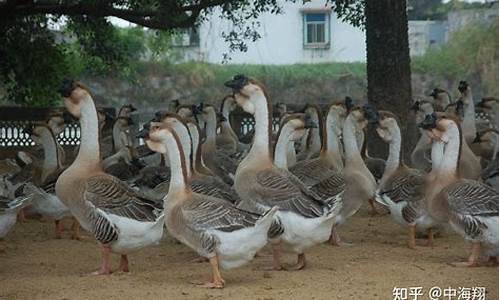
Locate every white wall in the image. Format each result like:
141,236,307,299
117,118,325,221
195,0,366,64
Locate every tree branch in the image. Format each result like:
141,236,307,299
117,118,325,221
0,1,226,29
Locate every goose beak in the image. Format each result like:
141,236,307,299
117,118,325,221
458,81,468,93
129,105,137,112
362,104,379,125
224,74,248,91
345,97,354,112
418,113,437,129
410,101,420,112
58,78,75,98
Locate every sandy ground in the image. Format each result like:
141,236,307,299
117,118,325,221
0,206,498,300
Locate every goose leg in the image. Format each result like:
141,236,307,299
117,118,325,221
329,226,352,246
450,242,481,267
271,242,285,271
408,224,416,249
70,219,81,240
118,254,129,272
54,220,64,239
425,228,434,247
90,244,113,275
200,256,224,289
368,198,378,215
287,253,306,270
17,208,26,223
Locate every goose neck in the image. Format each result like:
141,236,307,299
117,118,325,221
246,94,272,163
39,131,60,178
343,115,363,163
383,127,402,181
163,132,190,193
74,96,101,170
437,125,461,177
274,128,294,169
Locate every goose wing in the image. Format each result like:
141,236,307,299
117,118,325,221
445,180,498,216
289,158,336,186
255,168,325,218
379,168,425,204
182,195,260,232
311,173,345,201
445,180,498,238
83,174,162,222
191,175,239,204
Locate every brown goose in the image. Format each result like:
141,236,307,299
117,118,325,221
144,122,279,289
296,105,322,161
420,113,498,267
373,111,436,248
55,80,164,275
226,75,341,270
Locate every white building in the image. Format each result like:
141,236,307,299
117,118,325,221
173,0,367,64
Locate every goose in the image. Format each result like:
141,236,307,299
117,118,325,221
226,74,341,270
103,146,145,182
273,114,313,170
17,123,80,239
143,122,280,288
117,104,137,118
474,130,499,192
55,80,164,275
216,95,240,154
476,97,499,130
325,106,378,245
429,88,452,112
419,113,498,267
373,111,438,248
197,104,238,185
296,105,322,161
471,129,499,166
0,193,33,239
411,100,435,172
289,103,345,185
411,100,481,180
141,113,240,204
457,81,477,145
112,117,134,153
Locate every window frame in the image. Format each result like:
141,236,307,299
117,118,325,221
302,11,331,49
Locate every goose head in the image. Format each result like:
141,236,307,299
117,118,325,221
278,114,313,142
429,88,451,111
375,111,400,143
25,123,55,145
412,100,434,124
46,112,66,136
473,129,499,151
225,74,268,115
97,108,114,131
274,102,288,117
176,105,195,119
118,104,137,118
58,79,92,119
418,113,460,143
476,97,498,113
458,81,472,104
143,122,168,154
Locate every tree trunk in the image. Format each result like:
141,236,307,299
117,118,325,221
365,0,416,163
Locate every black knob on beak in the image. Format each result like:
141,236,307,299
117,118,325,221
458,81,468,93
224,74,248,90
345,96,354,112
418,113,438,129
58,78,75,97
410,100,421,112
362,104,379,125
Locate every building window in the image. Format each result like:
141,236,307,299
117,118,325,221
303,12,330,48
171,28,200,47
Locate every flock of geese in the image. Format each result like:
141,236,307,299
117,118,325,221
0,76,498,288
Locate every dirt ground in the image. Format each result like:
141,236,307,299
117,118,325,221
0,206,498,300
